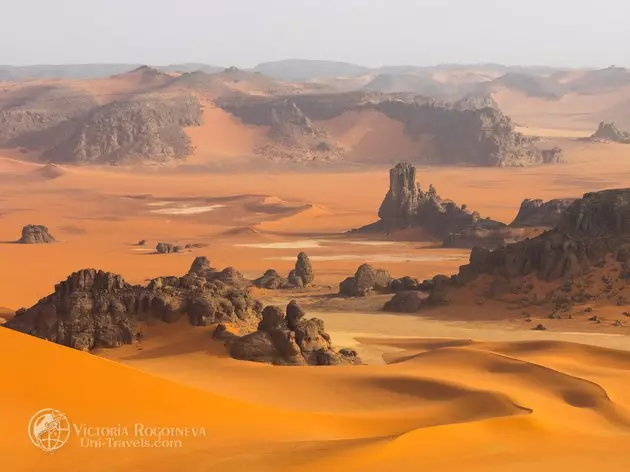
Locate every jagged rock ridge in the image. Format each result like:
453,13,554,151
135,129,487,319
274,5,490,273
5,258,261,351
396,188,630,313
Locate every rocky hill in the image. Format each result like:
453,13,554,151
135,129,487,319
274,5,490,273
42,94,202,164
588,122,630,144
394,188,630,315
220,93,561,167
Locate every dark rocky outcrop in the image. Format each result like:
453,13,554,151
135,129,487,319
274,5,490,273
357,162,506,248
294,252,314,286
17,225,56,244
4,258,262,351
588,122,630,144
156,242,183,254
228,301,361,366
510,198,577,228
398,188,630,311
253,253,314,289
253,269,291,289
384,291,425,313
339,264,392,297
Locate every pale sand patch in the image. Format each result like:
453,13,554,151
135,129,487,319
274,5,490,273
267,254,467,263
237,240,325,249
149,204,226,215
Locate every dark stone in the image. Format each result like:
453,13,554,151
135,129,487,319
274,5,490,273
295,252,315,286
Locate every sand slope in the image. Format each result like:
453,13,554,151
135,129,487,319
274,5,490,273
4,325,630,471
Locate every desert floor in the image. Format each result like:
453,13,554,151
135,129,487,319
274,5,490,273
2,135,630,470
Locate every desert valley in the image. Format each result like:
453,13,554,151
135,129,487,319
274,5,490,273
2,58,630,471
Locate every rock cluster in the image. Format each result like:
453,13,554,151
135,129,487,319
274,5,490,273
253,253,314,289
17,225,56,244
510,198,576,228
228,301,361,366
5,257,261,351
588,122,630,144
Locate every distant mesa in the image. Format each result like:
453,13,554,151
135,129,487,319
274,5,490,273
227,301,361,366
587,122,630,144
17,225,55,244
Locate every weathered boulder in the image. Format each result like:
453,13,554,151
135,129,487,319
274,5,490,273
295,252,315,286
339,264,392,297
228,301,361,366
156,242,183,254
510,198,576,228
17,225,55,244
253,269,290,289
383,291,424,313
188,256,214,275
390,276,420,292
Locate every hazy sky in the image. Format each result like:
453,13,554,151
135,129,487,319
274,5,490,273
1,0,629,67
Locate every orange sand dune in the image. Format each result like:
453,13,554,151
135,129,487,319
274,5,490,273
4,324,630,471
186,103,269,163
317,109,423,161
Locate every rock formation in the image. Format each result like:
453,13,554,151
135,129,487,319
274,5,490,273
294,252,314,286
220,92,560,167
256,99,344,162
394,188,630,312
373,100,562,167
17,225,56,244
5,258,261,351
253,253,314,289
42,94,203,164
156,242,183,254
339,264,393,297
357,162,507,248
228,301,361,366
253,269,291,289
588,122,630,144
510,198,577,228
